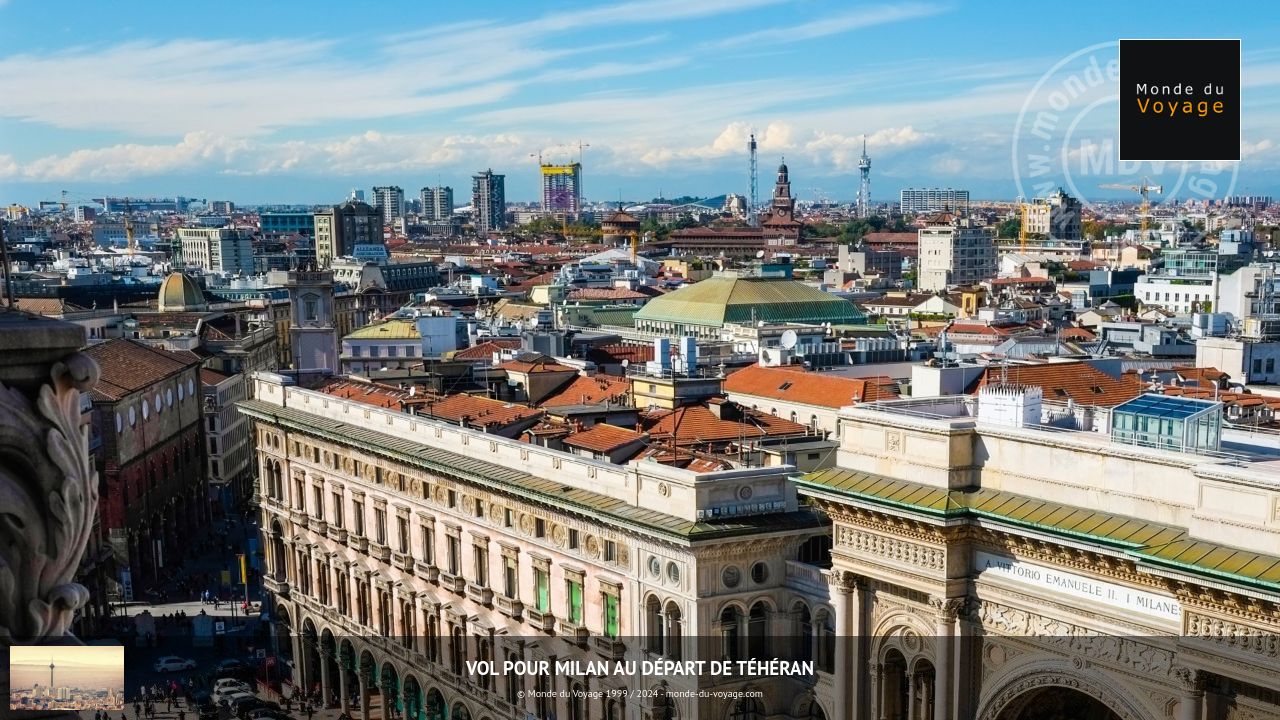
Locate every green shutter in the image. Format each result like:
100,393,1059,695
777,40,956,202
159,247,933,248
569,581,583,624
605,594,619,638
536,570,549,612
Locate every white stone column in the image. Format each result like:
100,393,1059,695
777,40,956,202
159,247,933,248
906,672,919,720
358,671,370,720
1177,668,1204,720
930,597,960,720
339,659,350,715
825,570,854,720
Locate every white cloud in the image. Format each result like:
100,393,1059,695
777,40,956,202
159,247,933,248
0,0,777,139
712,3,947,49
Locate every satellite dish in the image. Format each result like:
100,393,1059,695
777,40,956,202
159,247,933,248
780,329,799,349
756,249,766,259
621,359,630,368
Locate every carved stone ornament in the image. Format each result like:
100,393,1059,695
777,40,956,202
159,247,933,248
0,312,101,643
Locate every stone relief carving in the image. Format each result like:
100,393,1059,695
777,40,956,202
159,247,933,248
975,601,1174,677
1185,613,1280,659
0,351,100,642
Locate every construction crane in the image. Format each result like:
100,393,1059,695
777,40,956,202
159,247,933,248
1019,202,1029,252
1099,177,1162,241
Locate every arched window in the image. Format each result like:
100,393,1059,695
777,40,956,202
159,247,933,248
793,602,812,665
790,411,798,423
569,682,586,720
748,602,768,660
646,596,664,654
719,606,743,663
664,601,683,661
815,610,835,674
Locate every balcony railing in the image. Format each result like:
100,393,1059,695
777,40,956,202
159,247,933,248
592,636,625,660
369,542,392,563
524,608,556,633
785,560,829,596
558,619,589,646
466,583,494,607
439,572,466,595
495,595,523,620
416,562,439,583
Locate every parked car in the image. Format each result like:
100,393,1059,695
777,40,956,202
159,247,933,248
194,696,219,720
214,679,251,693
154,656,197,673
214,659,256,683
214,688,255,706
232,697,279,720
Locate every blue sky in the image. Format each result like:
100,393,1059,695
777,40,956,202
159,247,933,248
1,0,1278,206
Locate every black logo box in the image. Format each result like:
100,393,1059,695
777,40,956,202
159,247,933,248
1119,39,1240,162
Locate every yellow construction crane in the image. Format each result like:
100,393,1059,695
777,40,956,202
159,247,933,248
1019,202,1029,252
1099,177,1162,241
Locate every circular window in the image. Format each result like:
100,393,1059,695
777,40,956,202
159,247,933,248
115,413,123,433
648,556,661,578
141,401,150,420
722,566,741,589
155,393,163,412
750,562,769,584
166,388,174,407
188,379,195,396
666,561,680,584
128,407,137,427
178,383,185,401
737,486,753,501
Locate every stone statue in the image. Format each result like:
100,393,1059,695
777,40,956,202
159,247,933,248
0,310,101,715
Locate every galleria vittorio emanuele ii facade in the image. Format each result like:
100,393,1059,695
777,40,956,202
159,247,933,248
244,373,1280,720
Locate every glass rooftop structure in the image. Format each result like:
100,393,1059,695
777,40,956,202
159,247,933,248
1110,393,1222,454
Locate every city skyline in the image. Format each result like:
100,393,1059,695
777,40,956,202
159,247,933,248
9,645,124,711
0,0,1278,205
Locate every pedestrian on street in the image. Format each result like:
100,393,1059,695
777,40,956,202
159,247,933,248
307,704,315,720
134,701,141,718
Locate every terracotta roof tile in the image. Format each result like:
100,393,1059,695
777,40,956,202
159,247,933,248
968,361,1143,407
452,339,522,361
83,338,201,401
539,374,633,408
723,364,899,409
563,423,648,453
585,343,655,367
640,404,810,445
413,393,543,428
319,379,411,409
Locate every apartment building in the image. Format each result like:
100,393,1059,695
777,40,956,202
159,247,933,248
243,372,835,720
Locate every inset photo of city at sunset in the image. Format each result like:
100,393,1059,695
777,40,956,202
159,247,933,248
8,645,125,713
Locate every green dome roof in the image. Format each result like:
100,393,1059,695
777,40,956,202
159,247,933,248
158,272,206,312
634,274,865,328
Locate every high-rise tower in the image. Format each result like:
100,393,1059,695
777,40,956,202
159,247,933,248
748,133,759,227
857,135,871,218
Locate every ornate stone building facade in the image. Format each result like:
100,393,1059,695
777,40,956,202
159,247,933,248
242,373,840,720
798,388,1280,720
